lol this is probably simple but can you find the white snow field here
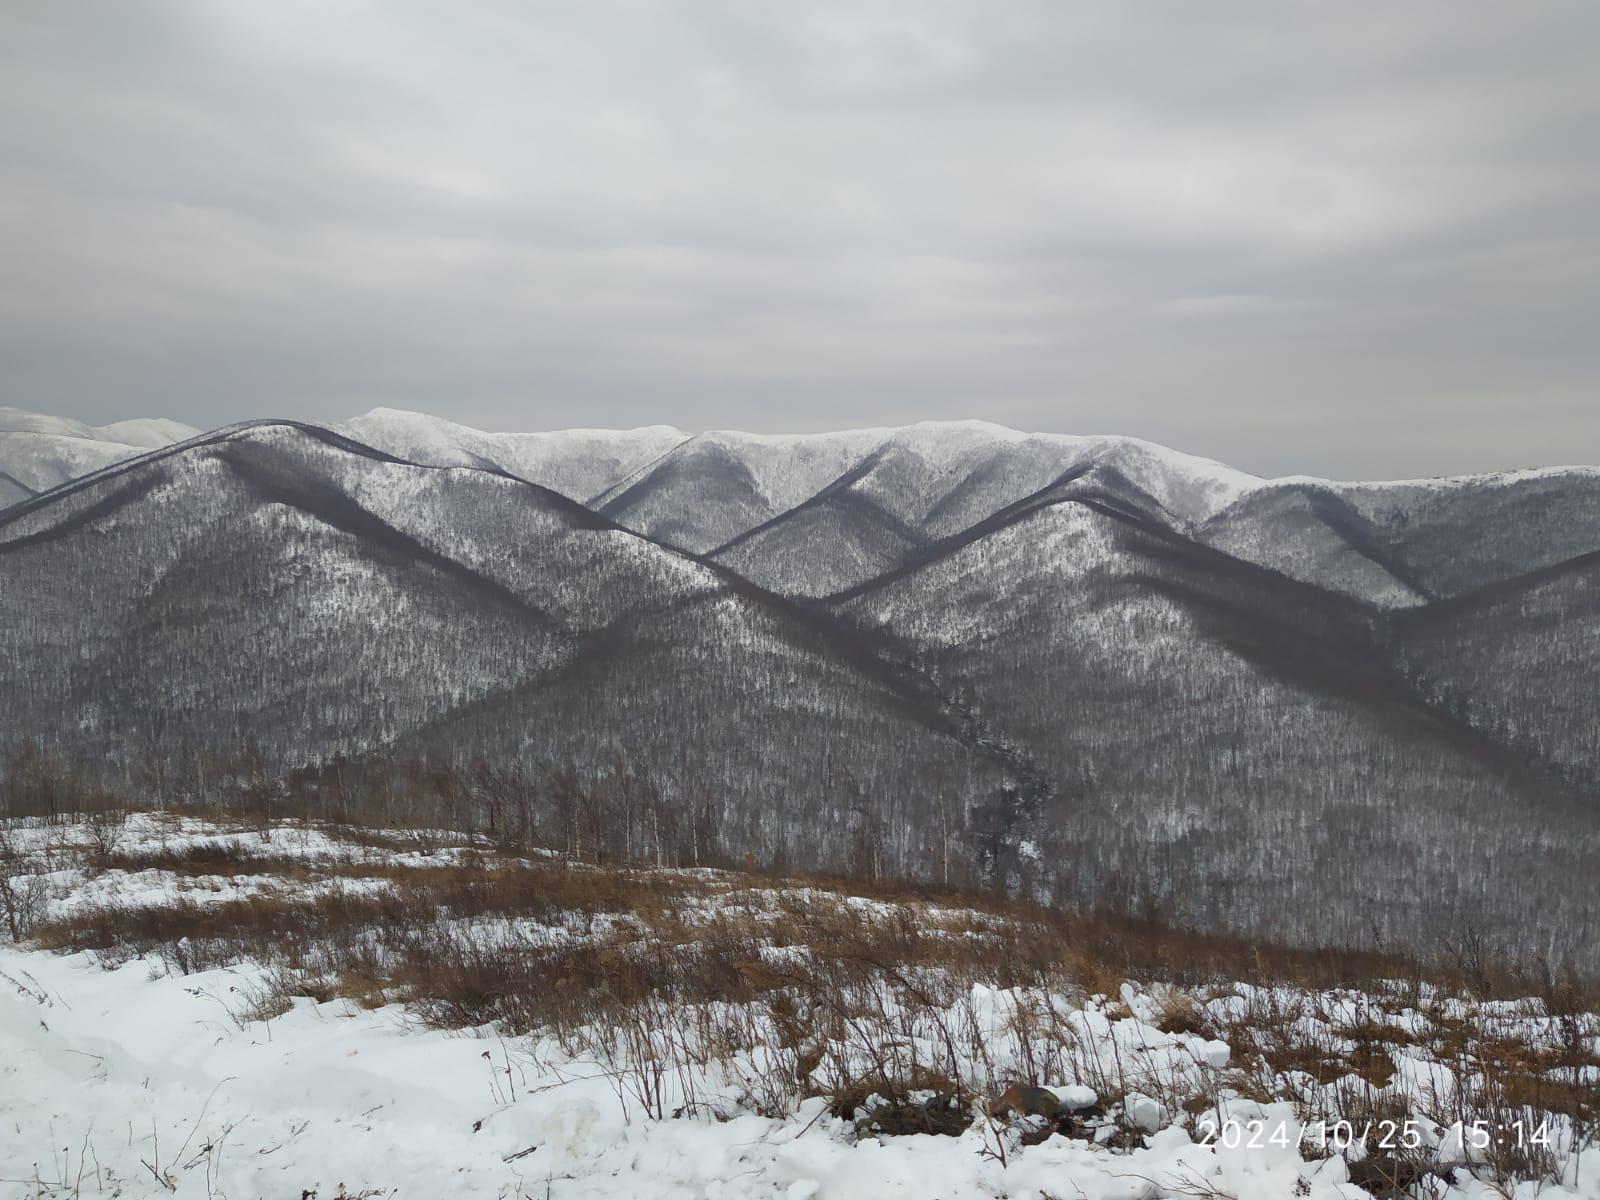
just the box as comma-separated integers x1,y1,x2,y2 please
1,815,1596,1199
0,949,1360,1199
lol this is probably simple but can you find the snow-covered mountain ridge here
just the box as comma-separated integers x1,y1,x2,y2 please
3,406,1598,970
339,407,1600,603
340,405,1600,508
0,405,201,444
12,403,1598,551
344,407,1262,522
0,406,201,506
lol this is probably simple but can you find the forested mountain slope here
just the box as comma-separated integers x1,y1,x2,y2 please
1197,470,1600,607
1396,549,1600,795
833,494,1597,963
3,408,1597,970
0,422,1015,878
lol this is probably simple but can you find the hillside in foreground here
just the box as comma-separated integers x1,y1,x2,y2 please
2,809,1596,1199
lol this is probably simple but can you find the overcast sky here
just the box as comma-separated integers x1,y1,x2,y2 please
2,2,1597,478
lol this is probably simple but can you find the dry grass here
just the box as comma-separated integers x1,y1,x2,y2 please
12,815,1600,1188
1151,991,1218,1039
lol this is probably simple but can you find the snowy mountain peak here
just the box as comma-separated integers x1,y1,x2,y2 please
0,406,200,445
0,407,203,506
332,411,1273,538
348,406,689,443
339,408,692,505
0,407,98,438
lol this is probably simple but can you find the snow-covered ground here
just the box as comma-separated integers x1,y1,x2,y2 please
0,948,1342,1199
1,815,1595,1199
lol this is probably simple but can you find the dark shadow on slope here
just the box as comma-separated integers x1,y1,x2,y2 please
0,469,170,555
217,437,560,628
581,430,698,508
0,420,399,532
1061,497,1589,810
1395,545,1600,629
0,419,625,541
397,588,975,753
706,446,928,559
1296,487,1436,600
834,477,1587,817
819,461,1162,605
596,439,764,521
1200,484,1435,601
0,417,1013,781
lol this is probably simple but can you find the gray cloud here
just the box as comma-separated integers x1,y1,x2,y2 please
2,0,1597,478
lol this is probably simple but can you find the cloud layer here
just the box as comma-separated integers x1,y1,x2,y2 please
2,1,1596,477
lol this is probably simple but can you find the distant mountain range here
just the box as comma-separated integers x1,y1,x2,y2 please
3,407,1595,969
0,406,200,506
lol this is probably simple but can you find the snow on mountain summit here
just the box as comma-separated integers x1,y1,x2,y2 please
339,410,1272,556
94,416,203,448
340,407,690,502
0,407,202,507
0,406,100,439
12,404,1598,616
0,406,200,445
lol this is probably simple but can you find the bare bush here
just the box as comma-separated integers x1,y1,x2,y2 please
0,830,50,940
81,806,129,874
